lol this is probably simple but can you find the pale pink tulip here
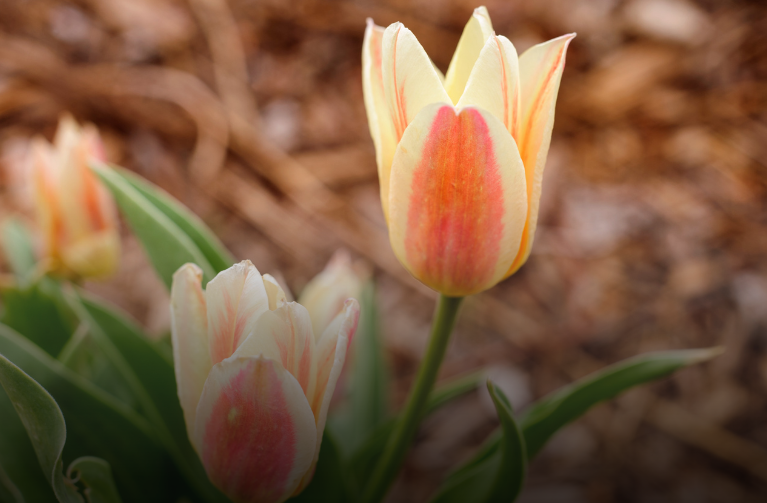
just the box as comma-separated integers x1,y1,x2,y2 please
363,7,574,296
31,115,119,279
171,260,359,503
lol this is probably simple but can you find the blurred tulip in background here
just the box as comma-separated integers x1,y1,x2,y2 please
30,115,120,280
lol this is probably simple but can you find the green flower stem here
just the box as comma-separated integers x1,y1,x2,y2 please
362,294,464,503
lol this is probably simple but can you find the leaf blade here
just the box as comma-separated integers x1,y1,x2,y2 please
91,162,215,290
113,167,234,273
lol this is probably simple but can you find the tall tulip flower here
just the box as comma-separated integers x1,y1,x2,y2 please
171,260,360,503
363,7,574,296
30,115,120,279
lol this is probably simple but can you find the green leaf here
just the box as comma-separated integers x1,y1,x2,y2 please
0,352,122,502
1,277,75,357
520,347,723,458
289,432,349,503
113,167,234,273
429,382,526,503
91,162,216,290
436,347,724,496
75,291,228,503
0,218,36,285
0,322,173,502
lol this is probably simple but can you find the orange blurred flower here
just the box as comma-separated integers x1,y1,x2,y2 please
31,115,120,279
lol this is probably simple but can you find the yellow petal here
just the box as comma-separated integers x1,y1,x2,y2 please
443,6,495,104
363,19,399,221
388,103,527,296
170,263,211,445
457,35,521,139
506,33,575,277
193,356,316,503
206,260,270,364
381,22,452,142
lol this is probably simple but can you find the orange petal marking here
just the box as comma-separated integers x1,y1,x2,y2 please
404,106,506,295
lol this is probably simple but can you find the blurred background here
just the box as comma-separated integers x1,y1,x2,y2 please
0,0,766,501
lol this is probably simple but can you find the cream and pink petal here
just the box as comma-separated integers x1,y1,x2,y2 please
506,33,575,277
206,260,270,365
457,35,521,140
443,6,495,104
298,298,359,492
170,263,212,447
193,356,316,503
388,103,527,297
234,303,317,399
262,273,288,311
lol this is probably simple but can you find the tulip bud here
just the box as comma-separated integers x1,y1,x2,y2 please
171,261,359,503
31,115,120,279
298,250,368,338
363,8,574,296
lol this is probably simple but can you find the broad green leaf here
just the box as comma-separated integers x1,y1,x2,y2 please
0,322,172,502
520,347,723,458
0,352,122,502
57,324,138,410
1,277,75,357
330,282,390,456
91,162,216,290
0,218,36,285
114,167,234,273
429,382,525,503
289,433,350,503
75,292,228,503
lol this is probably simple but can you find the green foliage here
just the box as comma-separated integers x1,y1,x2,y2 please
0,323,169,502
91,162,216,290
66,290,228,503
519,347,723,458
347,372,484,497
432,347,722,502
430,382,526,503
0,353,123,503
289,433,350,503
115,166,234,273
0,218,36,286
1,277,75,357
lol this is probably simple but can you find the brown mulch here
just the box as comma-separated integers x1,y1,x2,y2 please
1,0,767,501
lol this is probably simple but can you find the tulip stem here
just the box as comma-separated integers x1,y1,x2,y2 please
362,294,464,503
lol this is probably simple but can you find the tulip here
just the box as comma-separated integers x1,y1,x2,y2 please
298,250,367,338
170,260,360,503
30,115,120,279
363,7,574,296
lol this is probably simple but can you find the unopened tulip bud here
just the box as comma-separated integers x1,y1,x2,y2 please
31,115,119,279
298,250,368,338
171,260,359,503
363,7,574,296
